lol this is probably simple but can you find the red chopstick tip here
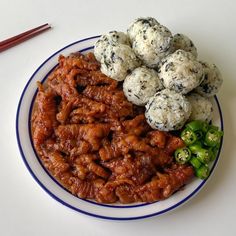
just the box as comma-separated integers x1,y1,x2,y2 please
43,23,52,29
0,23,53,53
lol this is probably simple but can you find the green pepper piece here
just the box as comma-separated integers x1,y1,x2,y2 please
195,130,203,140
180,128,197,145
204,128,223,147
210,144,220,161
186,120,209,133
189,156,202,169
202,122,210,133
186,120,203,131
195,165,209,179
208,125,219,131
196,148,213,164
189,142,203,154
175,147,192,164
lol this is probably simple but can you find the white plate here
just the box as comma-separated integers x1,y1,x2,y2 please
16,36,224,220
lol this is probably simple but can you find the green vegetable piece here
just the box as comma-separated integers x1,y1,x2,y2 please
186,120,203,131
195,130,203,140
181,128,197,145
204,128,223,147
189,143,203,154
175,147,192,164
210,145,220,161
195,165,209,179
208,125,219,131
196,148,213,164
202,122,210,133
189,156,202,169
186,120,209,133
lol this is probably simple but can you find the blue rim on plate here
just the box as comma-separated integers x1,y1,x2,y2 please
16,36,224,220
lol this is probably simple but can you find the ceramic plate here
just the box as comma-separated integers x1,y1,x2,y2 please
16,36,224,220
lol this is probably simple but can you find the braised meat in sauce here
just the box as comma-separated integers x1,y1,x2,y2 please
31,52,194,203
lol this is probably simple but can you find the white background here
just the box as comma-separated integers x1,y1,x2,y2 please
0,0,236,235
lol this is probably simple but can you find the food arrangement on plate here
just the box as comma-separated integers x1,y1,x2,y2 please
31,17,223,204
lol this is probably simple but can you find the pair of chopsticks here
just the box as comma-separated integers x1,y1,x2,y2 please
0,23,51,53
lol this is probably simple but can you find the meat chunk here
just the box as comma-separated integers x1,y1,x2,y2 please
55,123,110,151
136,164,194,202
83,85,134,118
31,84,57,152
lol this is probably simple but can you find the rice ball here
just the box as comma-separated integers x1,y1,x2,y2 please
132,23,173,68
123,66,164,106
172,33,198,58
195,61,223,97
145,89,191,131
127,17,160,42
100,44,141,81
187,93,213,122
94,31,130,62
158,49,203,94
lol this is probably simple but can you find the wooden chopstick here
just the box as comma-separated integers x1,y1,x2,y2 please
0,23,51,53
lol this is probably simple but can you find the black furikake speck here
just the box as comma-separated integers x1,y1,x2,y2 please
174,83,185,92
111,52,115,62
109,30,117,34
201,83,213,94
103,60,109,68
189,68,198,74
140,19,153,27
161,59,167,66
189,40,194,47
165,62,174,72
146,99,154,113
141,84,147,90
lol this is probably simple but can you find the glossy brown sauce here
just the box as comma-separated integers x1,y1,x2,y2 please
31,52,194,203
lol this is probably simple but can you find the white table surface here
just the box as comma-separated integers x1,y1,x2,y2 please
1,0,236,235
